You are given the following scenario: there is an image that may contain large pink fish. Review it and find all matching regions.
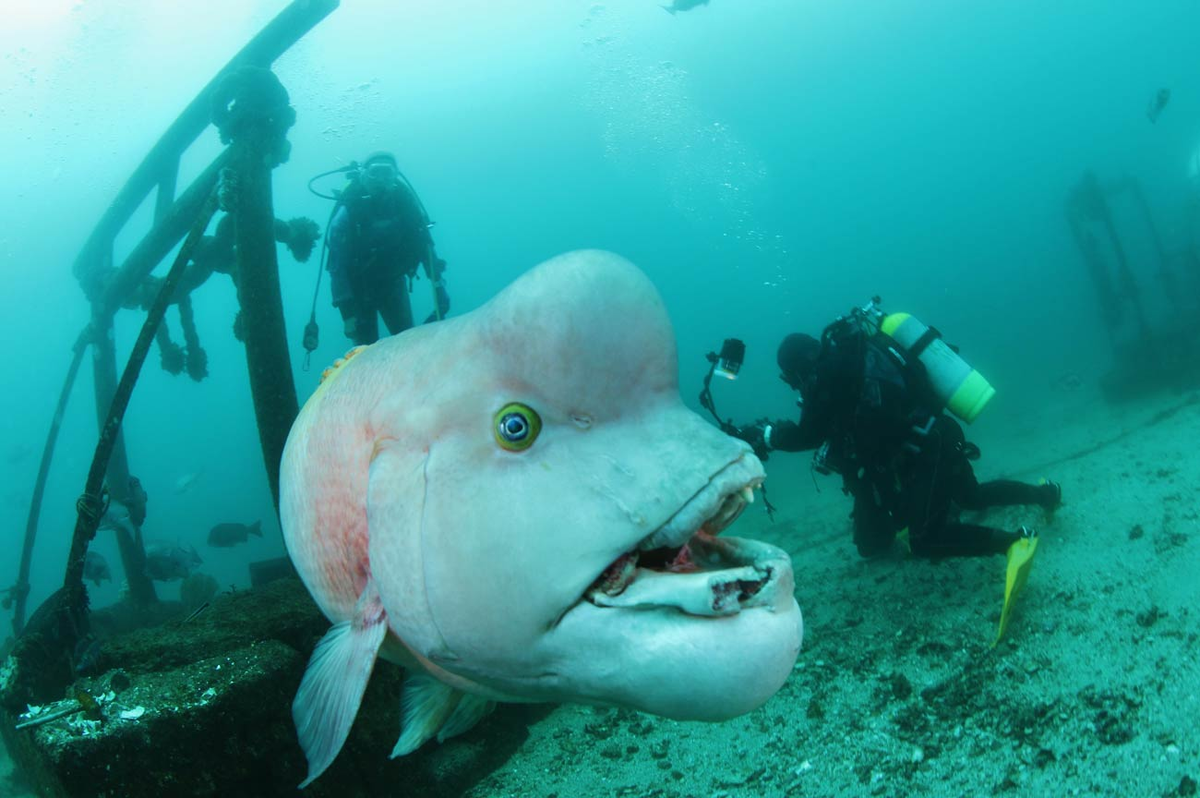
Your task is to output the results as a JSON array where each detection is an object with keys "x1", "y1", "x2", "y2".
[{"x1": 281, "y1": 250, "x2": 803, "y2": 786}]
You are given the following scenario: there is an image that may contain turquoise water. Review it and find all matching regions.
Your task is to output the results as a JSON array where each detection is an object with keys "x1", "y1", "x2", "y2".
[{"x1": 1, "y1": 1, "x2": 1198, "y2": 795}]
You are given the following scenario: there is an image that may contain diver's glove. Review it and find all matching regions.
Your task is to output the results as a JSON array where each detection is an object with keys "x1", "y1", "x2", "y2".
[
  {"x1": 423, "y1": 281, "x2": 451, "y2": 324},
  {"x1": 730, "y1": 421, "x2": 772, "y2": 462}
]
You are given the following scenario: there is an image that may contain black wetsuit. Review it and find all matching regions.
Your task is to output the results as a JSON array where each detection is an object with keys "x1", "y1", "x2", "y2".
[
  {"x1": 328, "y1": 185, "x2": 433, "y2": 346},
  {"x1": 768, "y1": 333, "x2": 1052, "y2": 559}
]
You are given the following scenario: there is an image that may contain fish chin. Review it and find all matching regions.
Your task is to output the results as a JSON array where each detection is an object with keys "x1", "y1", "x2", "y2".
[{"x1": 544, "y1": 557, "x2": 802, "y2": 721}]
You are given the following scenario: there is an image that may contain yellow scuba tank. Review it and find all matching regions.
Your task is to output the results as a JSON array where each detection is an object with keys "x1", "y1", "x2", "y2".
[{"x1": 880, "y1": 312, "x2": 995, "y2": 423}]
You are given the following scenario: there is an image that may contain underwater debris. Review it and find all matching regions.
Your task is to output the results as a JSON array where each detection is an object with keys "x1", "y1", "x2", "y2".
[
  {"x1": 74, "y1": 688, "x2": 103, "y2": 721},
  {"x1": 183, "y1": 602, "x2": 210, "y2": 624},
  {"x1": 13, "y1": 688, "x2": 103, "y2": 732}
]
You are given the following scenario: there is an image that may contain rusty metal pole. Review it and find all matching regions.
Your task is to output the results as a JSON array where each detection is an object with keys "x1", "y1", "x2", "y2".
[{"x1": 216, "y1": 67, "x2": 300, "y2": 512}]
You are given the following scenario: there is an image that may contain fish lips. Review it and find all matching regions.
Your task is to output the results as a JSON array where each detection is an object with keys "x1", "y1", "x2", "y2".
[
  {"x1": 581, "y1": 453, "x2": 790, "y2": 618},
  {"x1": 585, "y1": 532, "x2": 793, "y2": 618},
  {"x1": 534, "y1": 452, "x2": 803, "y2": 721}
]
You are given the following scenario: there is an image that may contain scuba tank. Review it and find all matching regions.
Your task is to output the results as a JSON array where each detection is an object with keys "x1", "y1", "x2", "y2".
[
  {"x1": 829, "y1": 298, "x2": 995, "y2": 424},
  {"x1": 879, "y1": 311, "x2": 995, "y2": 424}
]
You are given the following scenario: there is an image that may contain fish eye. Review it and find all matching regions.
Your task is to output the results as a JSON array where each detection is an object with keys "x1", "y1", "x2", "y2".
[{"x1": 494, "y1": 403, "x2": 542, "y2": 451}]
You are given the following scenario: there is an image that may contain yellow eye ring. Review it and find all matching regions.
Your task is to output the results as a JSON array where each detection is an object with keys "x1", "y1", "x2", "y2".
[{"x1": 493, "y1": 403, "x2": 541, "y2": 451}]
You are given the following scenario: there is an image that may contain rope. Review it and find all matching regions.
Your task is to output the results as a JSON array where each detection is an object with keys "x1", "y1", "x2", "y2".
[{"x1": 300, "y1": 205, "x2": 333, "y2": 372}]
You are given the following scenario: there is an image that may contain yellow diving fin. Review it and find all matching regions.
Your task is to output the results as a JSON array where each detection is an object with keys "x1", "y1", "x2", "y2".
[{"x1": 993, "y1": 529, "x2": 1038, "y2": 647}]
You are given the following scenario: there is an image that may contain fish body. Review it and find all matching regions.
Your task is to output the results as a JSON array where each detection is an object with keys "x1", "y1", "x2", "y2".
[
  {"x1": 144, "y1": 543, "x2": 203, "y2": 581},
  {"x1": 126, "y1": 476, "x2": 148, "y2": 527},
  {"x1": 662, "y1": 0, "x2": 709, "y2": 14},
  {"x1": 83, "y1": 552, "x2": 111, "y2": 586},
  {"x1": 73, "y1": 636, "x2": 103, "y2": 674},
  {"x1": 281, "y1": 251, "x2": 803, "y2": 786},
  {"x1": 207, "y1": 520, "x2": 263, "y2": 547}
]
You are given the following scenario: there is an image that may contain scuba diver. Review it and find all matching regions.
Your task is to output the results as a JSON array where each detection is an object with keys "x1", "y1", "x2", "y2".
[
  {"x1": 316, "y1": 150, "x2": 449, "y2": 347},
  {"x1": 726, "y1": 300, "x2": 1063, "y2": 561}
]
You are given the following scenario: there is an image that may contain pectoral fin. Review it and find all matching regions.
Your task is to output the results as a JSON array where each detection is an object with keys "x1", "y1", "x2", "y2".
[
  {"x1": 294, "y1": 581, "x2": 388, "y2": 788},
  {"x1": 391, "y1": 672, "x2": 497, "y2": 758}
]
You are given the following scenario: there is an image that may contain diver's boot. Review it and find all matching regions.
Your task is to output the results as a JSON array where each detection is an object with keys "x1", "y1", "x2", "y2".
[
  {"x1": 1037, "y1": 479, "x2": 1062, "y2": 511},
  {"x1": 1016, "y1": 524, "x2": 1038, "y2": 540}
]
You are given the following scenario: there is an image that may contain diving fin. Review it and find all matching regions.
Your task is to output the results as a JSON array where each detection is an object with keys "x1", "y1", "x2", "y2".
[{"x1": 993, "y1": 528, "x2": 1038, "y2": 647}]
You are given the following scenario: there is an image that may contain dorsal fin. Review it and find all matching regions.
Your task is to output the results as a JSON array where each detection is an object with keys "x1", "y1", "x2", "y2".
[{"x1": 319, "y1": 345, "x2": 369, "y2": 385}]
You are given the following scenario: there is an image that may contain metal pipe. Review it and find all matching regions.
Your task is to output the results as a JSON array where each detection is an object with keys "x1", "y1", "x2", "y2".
[
  {"x1": 226, "y1": 82, "x2": 301, "y2": 512},
  {"x1": 10, "y1": 328, "x2": 92, "y2": 636}
]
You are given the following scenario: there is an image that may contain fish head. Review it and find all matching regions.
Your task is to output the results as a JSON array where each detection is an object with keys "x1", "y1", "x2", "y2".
[{"x1": 365, "y1": 250, "x2": 802, "y2": 721}]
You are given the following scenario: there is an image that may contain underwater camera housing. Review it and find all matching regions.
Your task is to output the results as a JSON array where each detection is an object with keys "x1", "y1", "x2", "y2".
[
  {"x1": 714, "y1": 338, "x2": 745, "y2": 380},
  {"x1": 811, "y1": 441, "x2": 834, "y2": 475}
]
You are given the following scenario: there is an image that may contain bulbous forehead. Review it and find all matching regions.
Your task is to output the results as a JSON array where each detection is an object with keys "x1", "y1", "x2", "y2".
[{"x1": 475, "y1": 250, "x2": 679, "y2": 414}]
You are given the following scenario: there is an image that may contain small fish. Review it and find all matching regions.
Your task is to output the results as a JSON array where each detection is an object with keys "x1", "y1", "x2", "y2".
[
  {"x1": 83, "y1": 551, "x2": 112, "y2": 586},
  {"x1": 98, "y1": 502, "x2": 132, "y2": 534},
  {"x1": 207, "y1": 520, "x2": 263, "y2": 548},
  {"x1": 173, "y1": 470, "x2": 203, "y2": 495},
  {"x1": 126, "y1": 476, "x2": 148, "y2": 527},
  {"x1": 662, "y1": 0, "x2": 708, "y2": 13},
  {"x1": 74, "y1": 635, "x2": 103, "y2": 674},
  {"x1": 144, "y1": 543, "x2": 203, "y2": 582},
  {"x1": 1146, "y1": 88, "x2": 1170, "y2": 123}
]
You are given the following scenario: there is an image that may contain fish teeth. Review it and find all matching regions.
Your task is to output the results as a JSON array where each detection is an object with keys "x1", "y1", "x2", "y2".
[{"x1": 640, "y1": 484, "x2": 753, "y2": 551}]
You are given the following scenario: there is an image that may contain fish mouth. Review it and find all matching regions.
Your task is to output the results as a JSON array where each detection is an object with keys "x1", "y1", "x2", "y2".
[{"x1": 583, "y1": 457, "x2": 789, "y2": 617}]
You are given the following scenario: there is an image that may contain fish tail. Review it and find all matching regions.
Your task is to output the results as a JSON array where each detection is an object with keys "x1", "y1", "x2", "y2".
[{"x1": 250, "y1": 520, "x2": 263, "y2": 537}]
